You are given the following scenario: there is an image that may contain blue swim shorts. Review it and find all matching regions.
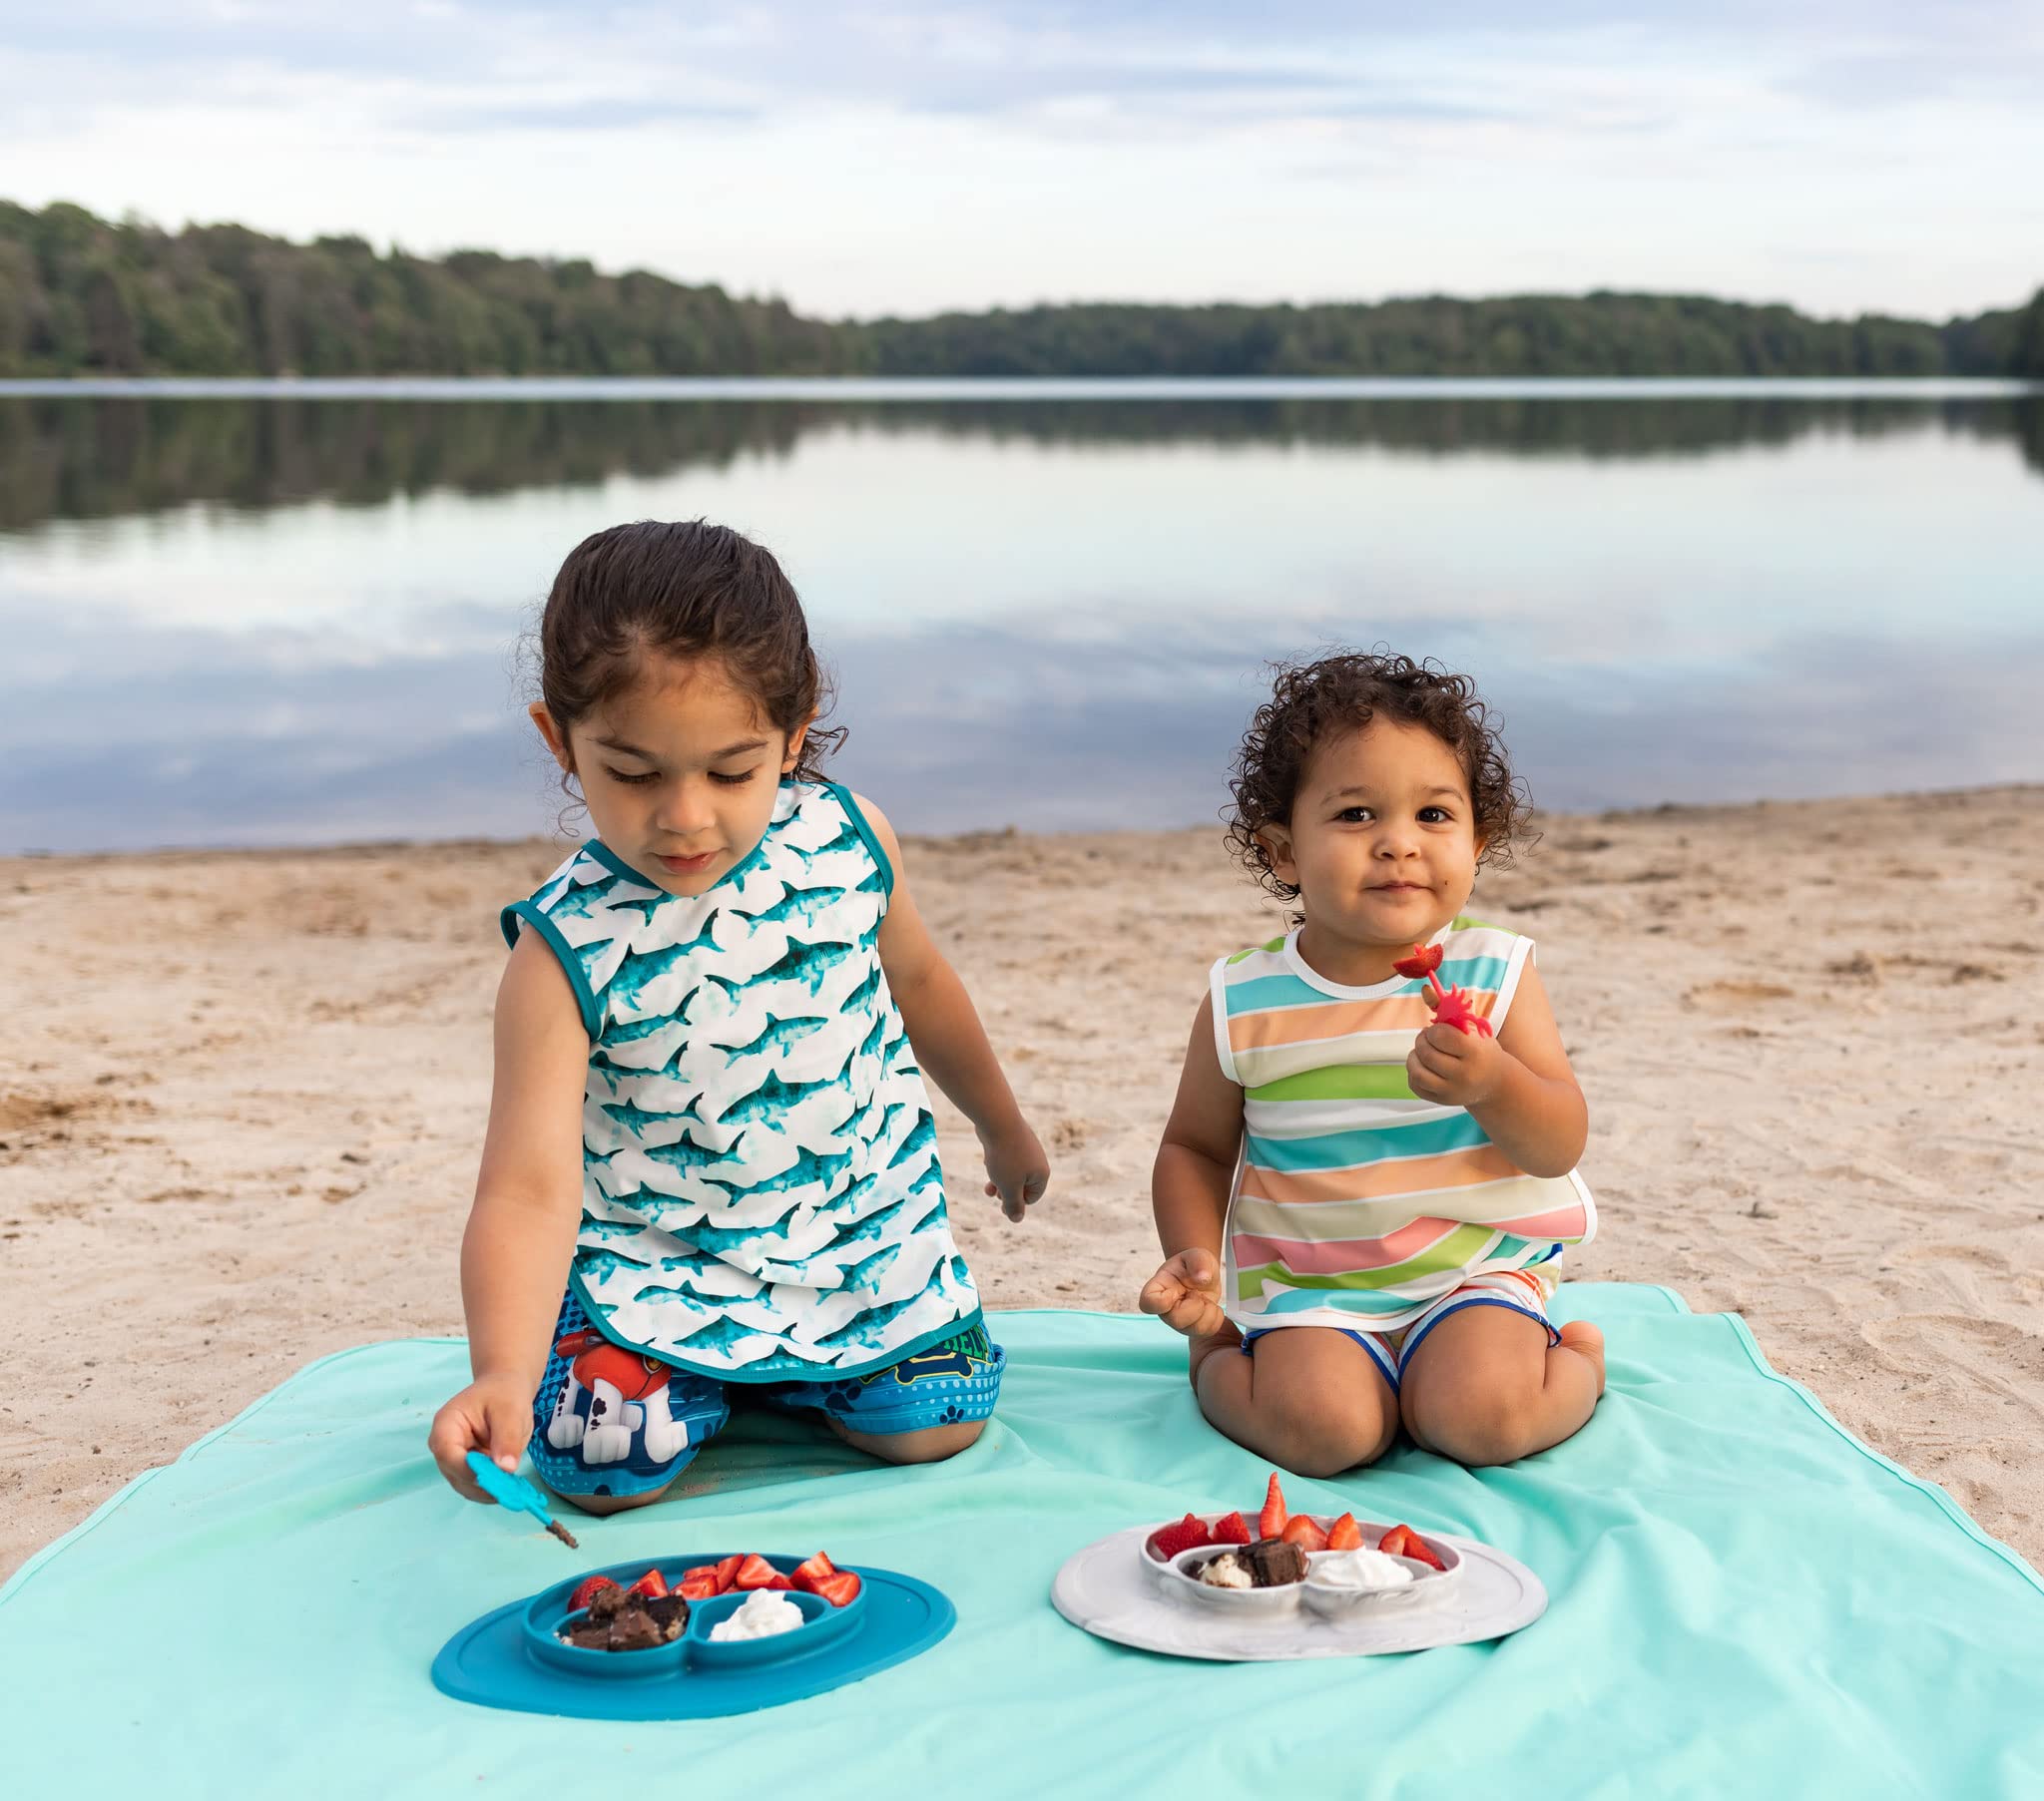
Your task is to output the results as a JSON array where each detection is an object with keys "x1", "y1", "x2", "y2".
[{"x1": 528, "y1": 1288, "x2": 1004, "y2": 1500}]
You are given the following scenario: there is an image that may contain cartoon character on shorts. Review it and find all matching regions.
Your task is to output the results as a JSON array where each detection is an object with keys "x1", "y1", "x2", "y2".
[{"x1": 544, "y1": 1328, "x2": 690, "y2": 1465}]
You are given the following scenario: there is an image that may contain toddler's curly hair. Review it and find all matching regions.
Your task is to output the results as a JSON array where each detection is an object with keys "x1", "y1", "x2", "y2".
[{"x1": 1226, "y1": 651, "x2": 1532, "y2": 908}]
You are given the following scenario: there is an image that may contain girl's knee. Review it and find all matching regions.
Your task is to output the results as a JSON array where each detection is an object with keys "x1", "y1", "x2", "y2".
[
  {"x1": 1254, "y1": 1386, "x2": 1397, "y2": 1478},
  {"x1": 1403, "y1": 1373, "x2": 1545, "y2": 1467},
  {"x1": 850, "y1": 1417, "x2": 987, "y2": 1466},
  {"x1": 552, "y1": 1478, "x2": 678, "y2": 1517}
]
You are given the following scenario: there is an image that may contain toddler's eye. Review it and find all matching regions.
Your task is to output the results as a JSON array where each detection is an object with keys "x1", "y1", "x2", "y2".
[
  {"x1": 709, "y1": 767, "x2": 759, "y2": 787},
  {"x1": 1336, "y1": 806, "x2": 1374, "y2": 823},
  {"x1": 1418, "y1": 806, "x2": 1451, "y2": 823},
  {"x1": 606, "y1": 767, "x2": 659, "y2": 786}
]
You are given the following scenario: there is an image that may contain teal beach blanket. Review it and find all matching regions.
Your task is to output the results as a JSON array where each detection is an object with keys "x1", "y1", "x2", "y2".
[{"x1": 5, "y1": 1286, "x2": 2041, "y2": 1797}]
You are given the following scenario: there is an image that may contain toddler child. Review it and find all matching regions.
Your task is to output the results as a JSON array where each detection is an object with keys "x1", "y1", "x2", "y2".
[
  {"x1": 1140, "y1": 652, "x2": 1603, "y2": 1475},
  {"x1": 429, "y1": 520, "x2": 1049, "y2": 1513}
]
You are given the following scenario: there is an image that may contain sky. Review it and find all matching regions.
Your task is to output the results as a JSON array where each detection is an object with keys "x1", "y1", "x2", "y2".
[{"x1": 4, "y1": 1, "x2": 2043, "y2": 319}]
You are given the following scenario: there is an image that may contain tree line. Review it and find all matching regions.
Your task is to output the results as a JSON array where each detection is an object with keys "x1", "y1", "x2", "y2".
[{"x1": 4, "y1": 200, "x2": 2041, "y2": 379}]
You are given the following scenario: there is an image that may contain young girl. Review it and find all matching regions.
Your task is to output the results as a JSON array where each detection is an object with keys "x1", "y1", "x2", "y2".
[
  {"x1": 428, "y1": 520, "x2": 1049, "y2": 1514},
  {"x1": 1139, "y1": 652, "x2": 1604, "y2": 1477}
]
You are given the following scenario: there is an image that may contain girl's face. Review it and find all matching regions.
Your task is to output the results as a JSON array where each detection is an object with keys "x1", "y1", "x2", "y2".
[
  {"x1": 1259, "y1": 716, "x2": 1483, "y2": 974},
  {"x1": 531, "y1": 652, "x2": 806, "y2": 897}
]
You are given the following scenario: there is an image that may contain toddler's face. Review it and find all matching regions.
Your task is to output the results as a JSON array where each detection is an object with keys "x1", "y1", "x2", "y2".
[
  {"x1": 531, "y1": 652, "x2": 804, "y2": 897},
  {"x1": 1260, "y1": 717, "x2": 1482, "y2": 954}
]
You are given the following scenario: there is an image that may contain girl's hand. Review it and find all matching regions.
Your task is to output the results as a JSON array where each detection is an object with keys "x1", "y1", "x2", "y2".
[
  {"x1": 427, "y1": 1373, "x2": 535, "y2": 1502},
  {"x1": 1406, "y1": 1022, "x2": 1508, "y2": 1110},
  {"x1": 1140, "y1": 1248, "x2": 1230, "y2": 1339},
  {"x1": 979, "y1": 1118, "x2": 1050, "y2": 1222}
]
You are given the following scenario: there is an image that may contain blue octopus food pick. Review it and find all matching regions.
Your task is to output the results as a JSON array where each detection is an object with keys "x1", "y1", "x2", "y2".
[{"x1": 465, "y1": 1451, "x2": 580, "y2": 1549}]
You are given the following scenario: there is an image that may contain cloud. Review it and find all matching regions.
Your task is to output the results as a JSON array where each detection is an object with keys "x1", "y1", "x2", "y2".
[
  {"x1": 5, "y1": 2, "x2": 2041, "y2": 317},
  {"x1": 13, "y1": 2, "x2": 2036, "y2": 129}
]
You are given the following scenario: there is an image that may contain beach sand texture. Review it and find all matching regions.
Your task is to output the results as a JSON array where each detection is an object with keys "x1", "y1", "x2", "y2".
[{"x1": 3, "y1": 787, "x2": 2041, "y2": 1580}]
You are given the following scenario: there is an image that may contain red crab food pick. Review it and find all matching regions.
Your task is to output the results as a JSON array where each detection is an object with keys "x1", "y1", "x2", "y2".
[{"x1": 1392, "y1": 941, "x2": 1494, "y2": 1040}]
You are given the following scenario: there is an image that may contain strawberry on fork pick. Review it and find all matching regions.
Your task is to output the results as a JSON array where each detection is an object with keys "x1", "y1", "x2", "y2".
[{"x1": 1391, "y1": 942, "x2": 1494, "y2": 1039}]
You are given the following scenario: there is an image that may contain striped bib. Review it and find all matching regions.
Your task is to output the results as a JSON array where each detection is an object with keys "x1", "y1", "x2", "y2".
[
  {"x1": 1213, "y1": 918, "x2": 1595, "y2": 1335},
  {"x1": 501, "y1": 781, "x2": 982, "y2": 1380}
]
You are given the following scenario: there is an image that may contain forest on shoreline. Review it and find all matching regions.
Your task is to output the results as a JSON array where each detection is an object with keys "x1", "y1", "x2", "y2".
[{"x1": 5, "y1": 199, "x2": 2041, "y2": 380}]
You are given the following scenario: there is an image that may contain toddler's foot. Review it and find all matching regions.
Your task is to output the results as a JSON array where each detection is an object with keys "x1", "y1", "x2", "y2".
[{"x1": 1557, "y1": 1320, "x2": 1606, "y2": 1397}]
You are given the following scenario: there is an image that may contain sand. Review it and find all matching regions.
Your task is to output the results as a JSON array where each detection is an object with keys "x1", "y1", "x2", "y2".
[{"x1": 3, "y1": 786, "x2": 2041, "y2": 1580}]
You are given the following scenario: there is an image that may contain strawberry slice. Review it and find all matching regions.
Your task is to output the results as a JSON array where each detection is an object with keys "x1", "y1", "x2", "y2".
[
  {"x1": 677, "y1": 1575, "x2": 720, "y2": 1601},
  {"x1": 1325, "y1": 1513, "x2": 1363, "y2": 1552},
  {"x1": 733, "y1": 1554, "x2": 779, "y2": 1590},
  {"x1": 1150, "y1": 1513, "x2": 1209, "y2": 1562},
  {"x1": 624, "y1": 1568, "x2": 669, "y2": 1601},
  {"x1": 1400, "y1": 1533, "x2": 1447, "y2": 1573},
  {"x1": 765, "y1": 1574, "x2": 795, "y2": 1591},
  {"x1": 1392, "y1": 942, "x2": 1444, "y2": 981},
  {"x1": 811, "y1": 1571, "x2": 862, "y2": 1607},
  {"x1": 1211, "y1": 1510, "x2": 1253, "y2": 1546},
  {"x1": 681, "y1": 1564, "x2": 720, "y2": 1585},
  {"x1": 1378, "y1": 1524, "x2": 1447, "y2": 1571},
  {"x1": 713, "y1": 1555, "x2": 745, "y2": 1593},
  {"x1": 791, "y1": 1552, "x2": 838, "y2": 1593},
  {"x1": 569, "y1": 1575, "x2": 622, "y2": 1612},
  {"x1": 1280, "y1": 1514, "x2": 1329, "y2": 1554},
  {"x1": 1258, "y1": 1472, "x2": 1288, "y2": 1539}
]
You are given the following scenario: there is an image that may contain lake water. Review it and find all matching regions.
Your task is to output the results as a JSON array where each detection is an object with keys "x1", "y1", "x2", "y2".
[{"x1": 2, "y1": 379, "x2": 2039, "y2": 854}]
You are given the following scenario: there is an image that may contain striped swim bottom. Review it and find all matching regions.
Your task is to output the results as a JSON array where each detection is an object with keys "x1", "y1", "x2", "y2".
[{"x1": 1240, "y1": 1266, "x2": 1561, "y2": 1395}]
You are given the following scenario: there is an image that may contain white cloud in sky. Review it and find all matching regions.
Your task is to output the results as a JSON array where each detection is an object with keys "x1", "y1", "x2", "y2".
[{"x1": 3, "y1": 2, "x2": 2041, "y2": 317}]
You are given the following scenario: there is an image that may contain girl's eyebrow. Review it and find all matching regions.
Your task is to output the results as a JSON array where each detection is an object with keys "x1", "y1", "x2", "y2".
[
  {"x1": 593, "y1": 734, "x2": 770, "y2": 760},
  {"x1": 1320, "y1": 783, "x2": 1465, "y2": 802}
]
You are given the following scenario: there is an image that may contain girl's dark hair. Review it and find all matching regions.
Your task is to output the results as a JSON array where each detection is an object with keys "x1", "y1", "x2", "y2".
[
  {"x1": 1226, "y1": 650, "x2": 1531, "y2": 909},
  {"x1": 535, "y1": 519, "x2": 844, "y2": 784}
]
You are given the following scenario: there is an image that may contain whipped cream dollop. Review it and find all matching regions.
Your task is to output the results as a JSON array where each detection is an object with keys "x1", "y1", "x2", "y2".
[
  {"x1": 1196, "y1": 1553, "x2": 1254, "y2": 1589},
  {"x1": 1309, "y1": 1548, "x2": 1417, "y2": 1590},
  {"x1": 709, "y1": 1589, "x2": 805, "y2": 1641}
]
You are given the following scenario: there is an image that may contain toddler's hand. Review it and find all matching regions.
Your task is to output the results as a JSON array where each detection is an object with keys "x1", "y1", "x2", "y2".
[
  {"x1": 427, "y1": 1373, "x2": 535, "y2": 1502},
  {"x1": 980, "y1": 1118, "x2": 1050, "y2": 1222},
  {"x1": 1140, "y1": 1248, "x2": 1229, "y2": 1339},
  {"x1": 1406, "y1": 1021, "x2": 1508, "y2": 1110}
]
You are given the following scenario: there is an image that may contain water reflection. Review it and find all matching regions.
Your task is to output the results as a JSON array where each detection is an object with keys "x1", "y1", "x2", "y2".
[
  {"x1": 5, "y1": 392, "x2": 2042, "y2": 533},
  {"x1": 2, "y1": 390, "x2": 2039, "y2": 852}
]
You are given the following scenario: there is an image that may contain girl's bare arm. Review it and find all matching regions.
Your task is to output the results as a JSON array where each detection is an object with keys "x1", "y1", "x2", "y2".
[
  {"x1": 851, "y1": 793, "x2": 1049, "y2": 1220},
  {"x1": 1141, "y1": 994, "x2": 1244, "y2": 1340},
  {"x1": 426, "y1": 932, "x2": 589, "y2": 1497},
  {"x1": 1407, "y1": 961, "x2": 1587, "y2": 1177}
]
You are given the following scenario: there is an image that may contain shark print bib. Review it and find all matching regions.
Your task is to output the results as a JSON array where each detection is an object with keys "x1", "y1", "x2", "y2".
[{"x1": 501, "y1": 781, "x2": 983, "y2": 1379}]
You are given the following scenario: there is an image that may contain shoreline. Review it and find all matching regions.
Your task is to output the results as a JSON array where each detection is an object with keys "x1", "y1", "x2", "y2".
[
  {"x1": 4, "y1": 784, "x2": 2041, "y2": 1578},
  {"x1": 7, "y1": 375, "x2": 2042, "y2": 401},
  {"x1": 9, "y1": 776, "x2": 2040, "y2": 866}
]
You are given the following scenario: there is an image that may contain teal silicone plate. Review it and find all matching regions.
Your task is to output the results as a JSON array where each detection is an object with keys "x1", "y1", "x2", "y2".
[{"x1": 431, "y1": 1554, "x2": 954, "y2": 1720}]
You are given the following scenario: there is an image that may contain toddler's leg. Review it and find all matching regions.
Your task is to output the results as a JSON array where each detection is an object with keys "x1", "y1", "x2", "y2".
[
  {"x1": 772, "y1": 1325, "x2": 1005, "y2": 1467},
  {"x1": 1195, "y1": 1327, "x2": 1398, "y2": 1478},
  {"x1": 1398, "y1": 1308, "x2": 1606, "y2": 1467},
  {"x1": 827, "y1": 1417, "x2": 987, "y2": 1465}
]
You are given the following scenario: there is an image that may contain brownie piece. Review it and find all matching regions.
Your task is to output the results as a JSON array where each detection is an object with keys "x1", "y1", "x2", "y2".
[
  {"x1": 605, "y1": 1604, "x2": 666, "y2": 1652},
  {"x1": 642, "y1": 1593, "x2": 690, "y2": 1639},
  {"x1": 561, "y1": 1586, "x2": 688, "y2": 1651},
  {"x1": 1240, "y1": 1537, "x2": 1307, "y2": 1587}
]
